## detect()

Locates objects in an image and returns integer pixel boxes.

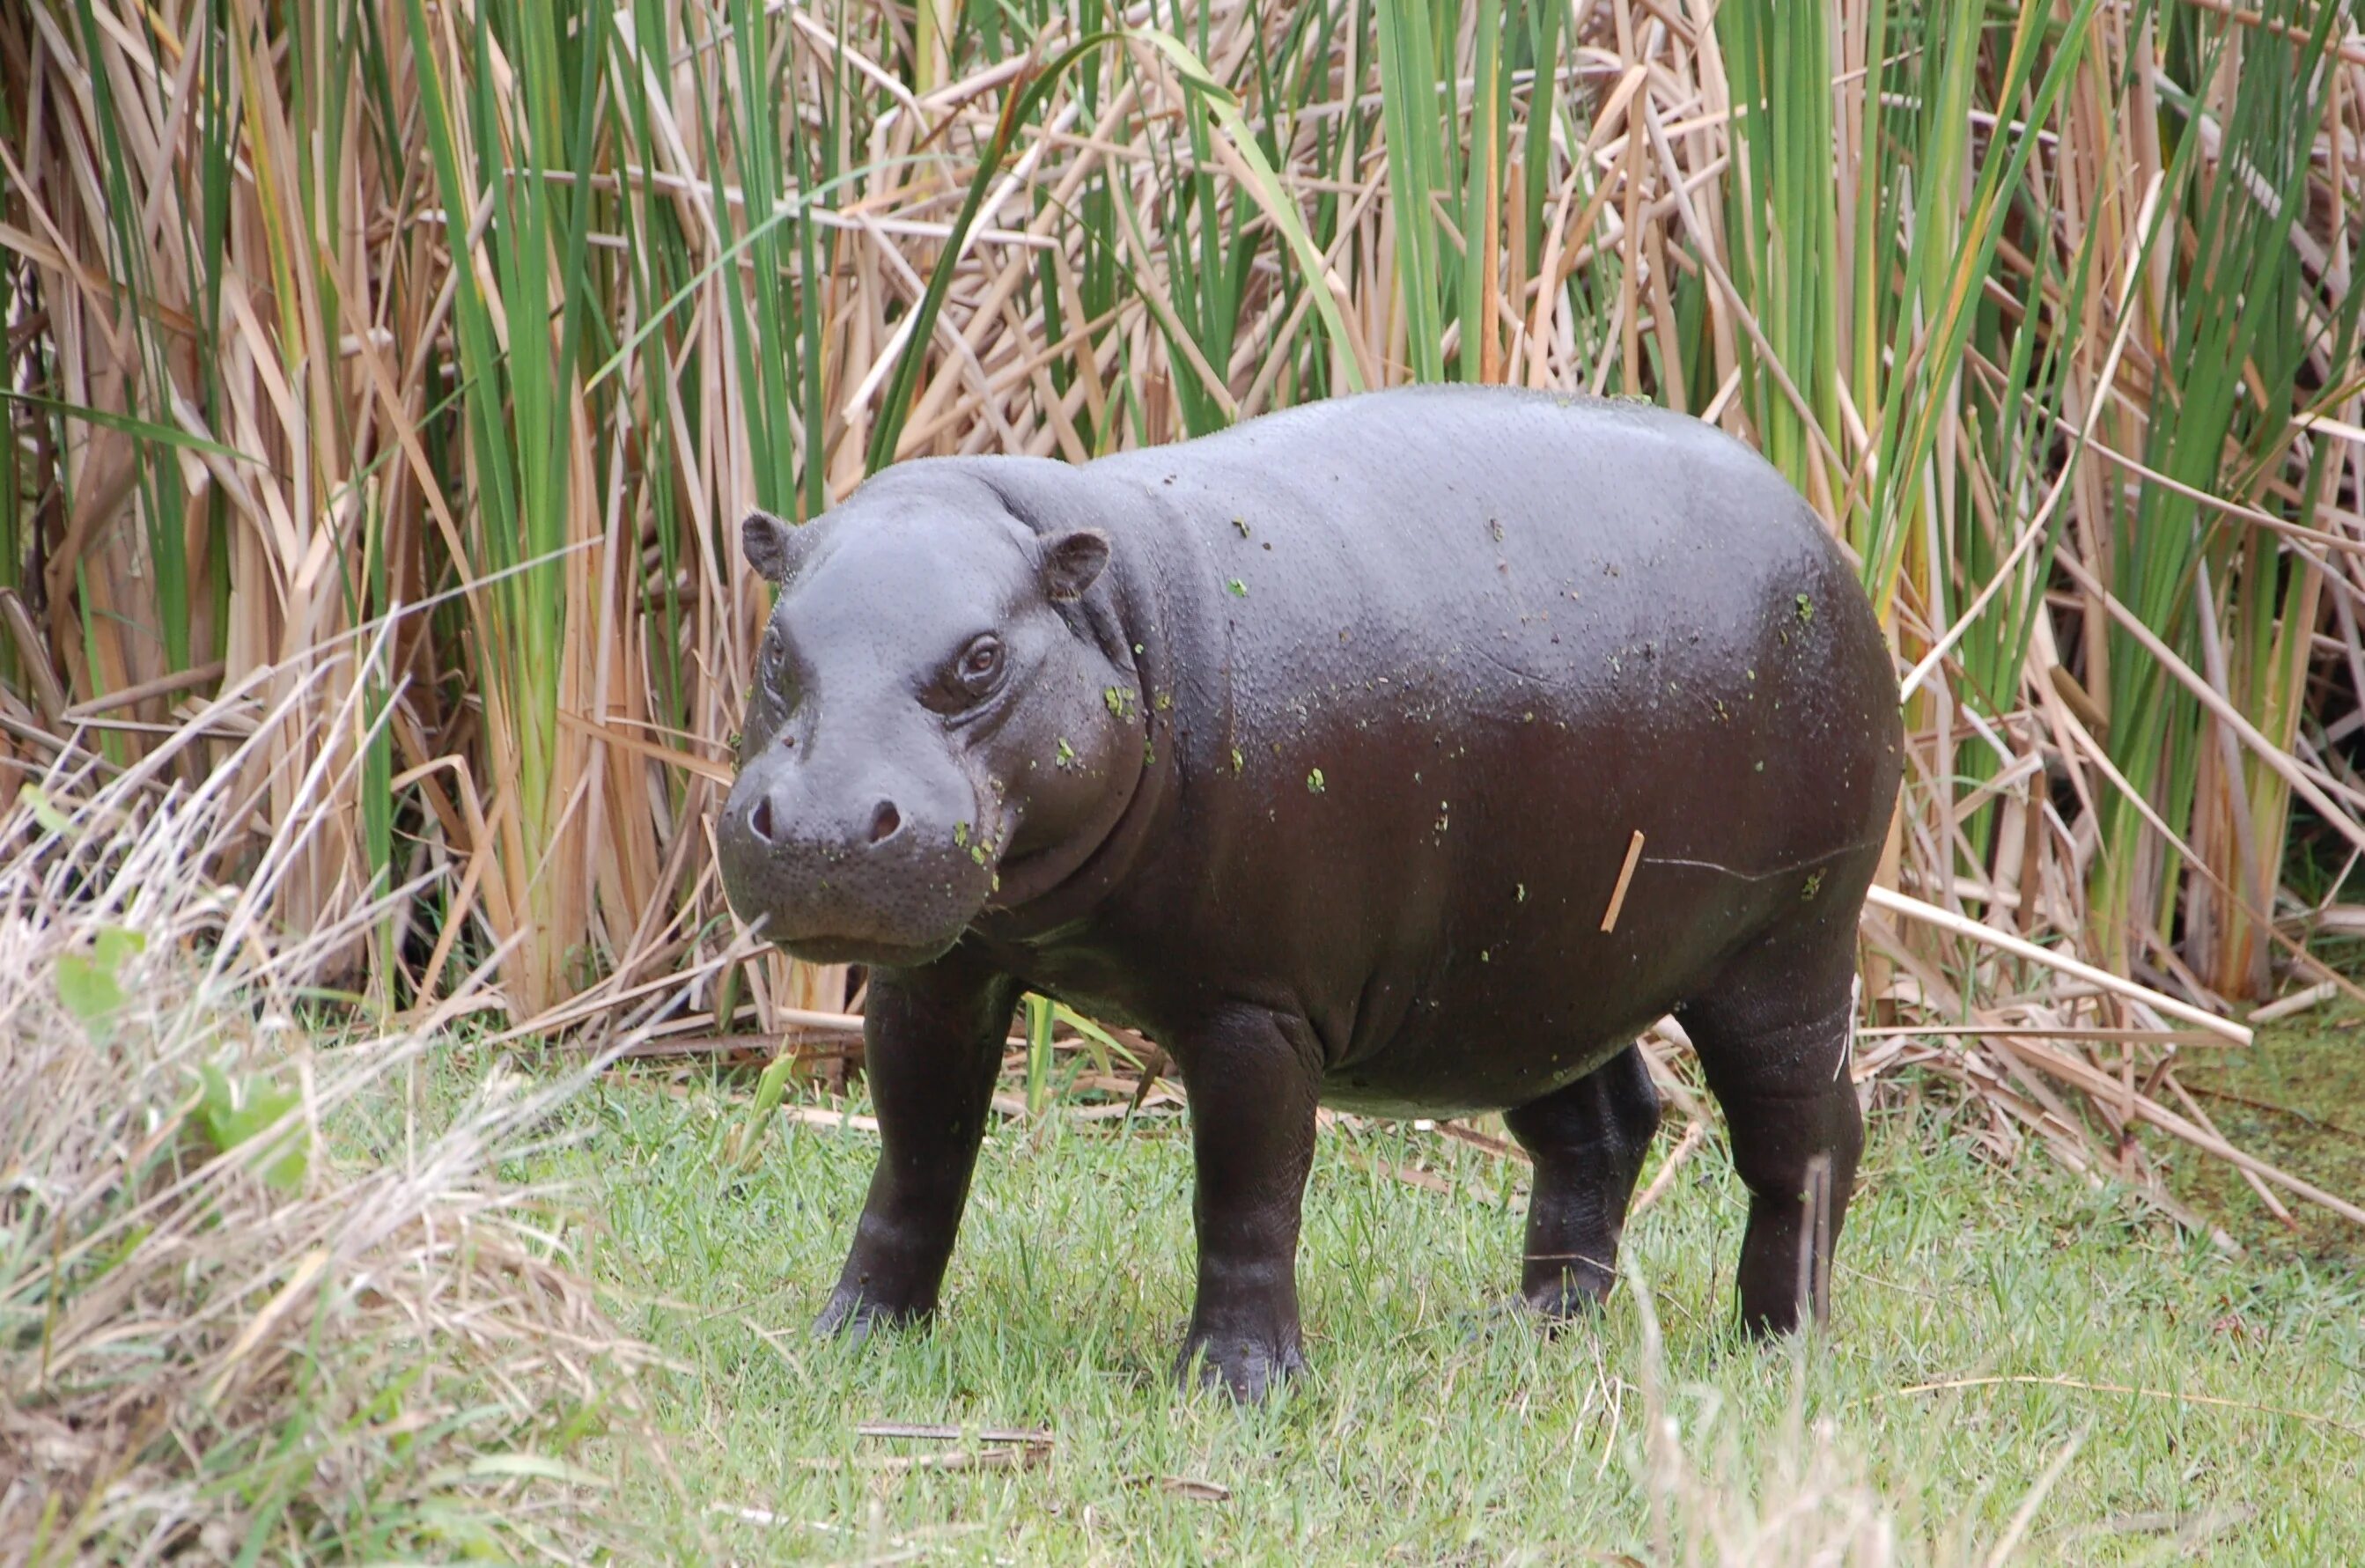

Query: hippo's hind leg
[1504,1043,1661,1319]
[1682,924,1863,1336]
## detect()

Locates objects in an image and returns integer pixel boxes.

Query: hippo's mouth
[772,930,963,969]
[715,804,1000,971]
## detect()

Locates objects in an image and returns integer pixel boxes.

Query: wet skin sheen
[714,386,1903,1398]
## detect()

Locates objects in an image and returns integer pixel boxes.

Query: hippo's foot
[1175,1329,1307,1401]
[814,1286,928,1345]
[1518,1274,1614,1332]
[1505,1047,1658,1336]
[1455,1283,1609,1345]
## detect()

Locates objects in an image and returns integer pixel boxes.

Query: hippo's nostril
[749,796,777,844]
[866,800,902,844]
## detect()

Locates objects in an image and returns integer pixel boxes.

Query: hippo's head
[715,472,1143,968]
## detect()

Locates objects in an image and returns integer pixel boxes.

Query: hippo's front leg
[1172,1006,1322,1399]
[817,952,1018,1340]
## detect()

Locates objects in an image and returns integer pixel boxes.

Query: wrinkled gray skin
[716,386,1902,1398]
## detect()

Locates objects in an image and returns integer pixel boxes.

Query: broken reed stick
[1600,829,1646,932]
[795,1446,1044,1474]
[1146,1476,1231,1502]
[1863,886,2251,1046]
[857,1422,1052,1445]
[60,659,229,719]
[1338,1147,1453,1194]
[1855,1025,2219,1044]
[1628,1118,1707,1217]
[611,1033,855,1062]
[652,1006,1148,1056]
[1432,1119,1528,1162]
[1888,1374,2365,1439]
[2164,1074,2297,1229]
[2248,979,2339,1026]
[785,1105,880,1134]
[1992,1034,2365,1225]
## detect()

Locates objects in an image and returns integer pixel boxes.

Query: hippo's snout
[717,753,996,968]
[743,787,904,852]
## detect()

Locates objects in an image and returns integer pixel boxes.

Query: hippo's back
[1087,386,1897,867]
[1094,388,1868,695]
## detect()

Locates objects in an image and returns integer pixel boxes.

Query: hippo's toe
[1175,1331,1308,1401]
[814,1285,927,1345]
[1520,1276,1615,1330]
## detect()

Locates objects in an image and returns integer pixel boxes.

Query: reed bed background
[2,0,2363,1216]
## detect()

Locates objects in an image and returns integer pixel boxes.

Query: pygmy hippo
[716,386,1902,1397]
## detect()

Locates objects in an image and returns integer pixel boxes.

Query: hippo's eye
[756,628,800,712]
[951,635,1004,700]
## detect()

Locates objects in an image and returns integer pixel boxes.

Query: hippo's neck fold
[973,469,1183,941]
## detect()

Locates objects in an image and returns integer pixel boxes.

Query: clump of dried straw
[0,672,652,1564]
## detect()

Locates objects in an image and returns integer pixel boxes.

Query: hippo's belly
[1291,715,1840,1119]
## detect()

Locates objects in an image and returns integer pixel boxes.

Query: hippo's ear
[1038,528,1110,603]
[741,509,808,585]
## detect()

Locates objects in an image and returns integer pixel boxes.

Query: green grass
[351,1056,2365,1563]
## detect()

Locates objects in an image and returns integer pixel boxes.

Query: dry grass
[0,679,654,1564]
[1627,1270,1903,1568]
[1,3,2362,1229]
